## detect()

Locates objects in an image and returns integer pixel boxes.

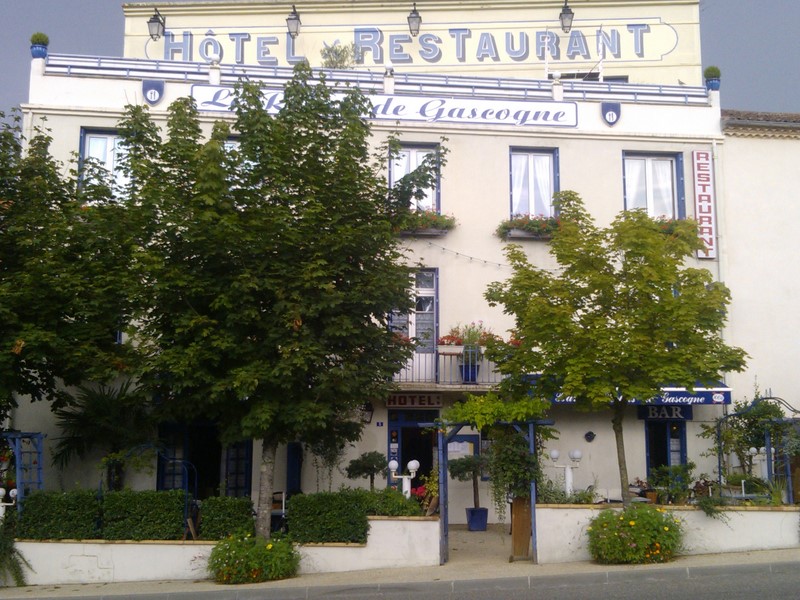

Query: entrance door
[388,409,439,489]
[646,420,686,472]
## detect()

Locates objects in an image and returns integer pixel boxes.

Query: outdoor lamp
[359,401,375,424]
[549,449,581,495]
[148,9,166,41]
[549,449,560,461]
[407,3,422,37]
[0,487,17,520]
[286,5,302,39]
[569,449,582,463]
[388,459,419,498]
[559,0,574,33]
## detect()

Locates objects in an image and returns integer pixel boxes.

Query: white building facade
[14,0,795,521]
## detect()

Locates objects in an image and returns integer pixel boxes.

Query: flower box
[505,228,552,240]
[399,228,450,237]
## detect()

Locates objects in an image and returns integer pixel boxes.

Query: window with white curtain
[82,131,129,194]
[623,154,681,219]
[509,149,556,217]
[389,146,439,212]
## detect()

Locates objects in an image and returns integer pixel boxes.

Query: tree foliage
[117,64,439,535]
[0,111,138,417]
[480,191,747,502]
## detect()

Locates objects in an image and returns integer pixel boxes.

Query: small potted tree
[344,451,387,491]
[30,32,49,59]
[448,454,489,531]
[703,66,721,91]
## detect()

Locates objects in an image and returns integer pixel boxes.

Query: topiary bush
[587,504,683,564]
[288,490,370,544]
[199,496,254,540]
[208,532,299,584]
[103,489,186,540]
[17,489,101,539]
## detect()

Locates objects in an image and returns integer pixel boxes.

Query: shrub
[208,533,299,584]
[400,209,456,232]
[199,496,255,540]
[287,488,422,544]
[703,65,721,79]
[587,504,683,564]
[30,32,49,46]
[103,489,185,540]
[288,490,370,543]
[0,511,29,586]
[495,214,559,238]
[17,489,100,539]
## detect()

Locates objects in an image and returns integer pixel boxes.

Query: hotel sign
[192,85,577,127]
[386,393,443,408]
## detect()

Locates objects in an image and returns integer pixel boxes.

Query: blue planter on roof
[30,44,48,59]
[705,78,720,91]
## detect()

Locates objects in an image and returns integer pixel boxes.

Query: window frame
[79,128,129,194]
[622,152,686,220]
[389,143,442,213]
[508,147,559,218]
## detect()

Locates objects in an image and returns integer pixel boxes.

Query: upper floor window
[510,149,557,217]
[81,130,129,194]
[390,145,441,212]
[623,153,685,219]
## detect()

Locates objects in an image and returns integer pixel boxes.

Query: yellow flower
[267,543,273,550]
[629,520,635,526]
[664,526,669,531]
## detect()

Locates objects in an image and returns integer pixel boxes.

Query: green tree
[345,451,388,491]
[121,65,438,535]
[0,112,137,417]
[480,191,747,504]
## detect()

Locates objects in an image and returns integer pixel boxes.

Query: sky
[2,0,799,116]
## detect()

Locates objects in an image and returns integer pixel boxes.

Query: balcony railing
[393,346,503,386]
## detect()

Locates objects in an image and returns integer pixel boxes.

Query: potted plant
[439,322,497,383]
[30,32,49,59]
[399,209,456,236]
[649,461,695,504]
[448,454,490,531]
[495,214,559,240]
[703,65,721,91]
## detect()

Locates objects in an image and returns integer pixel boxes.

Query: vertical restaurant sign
[693,150,717,259]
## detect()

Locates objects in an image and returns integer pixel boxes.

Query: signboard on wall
[387,393,443,408]
[693,150,718,259]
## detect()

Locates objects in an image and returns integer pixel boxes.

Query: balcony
[393,346,503,388]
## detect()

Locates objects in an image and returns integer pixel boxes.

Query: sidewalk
[2,524,799,599]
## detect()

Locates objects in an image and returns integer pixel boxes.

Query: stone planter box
[14,516,440,585]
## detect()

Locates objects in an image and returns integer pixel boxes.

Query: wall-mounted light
[359,401,375,424]
[148,8,166,41]
[286,5,301,39]
[584,431,596,443]
[559,0,574,34]
[407,3,422,37]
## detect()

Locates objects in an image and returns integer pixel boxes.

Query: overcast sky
[2,0,798,116]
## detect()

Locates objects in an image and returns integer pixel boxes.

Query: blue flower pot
[30,44,48,59]
[705,78,720,91]
[466,507,488,531]
[459,364,479,383]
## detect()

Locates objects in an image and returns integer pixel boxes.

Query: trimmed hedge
[199,496,255,540]
[103,489,186,540]
[287,488,422,544]
[17,489,101,540]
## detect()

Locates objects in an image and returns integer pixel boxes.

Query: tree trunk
[255,441,278,538]
[472,473,481,509]
[611,401,631,506]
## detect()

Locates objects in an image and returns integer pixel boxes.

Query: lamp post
[748,446,768,480]
[0,487,17,521]
[286,5,301,39]
[549,449,582,495]
[389,459,420,498]
[148,9,166,41]
[407,3,422,37]
[559,0,574,34]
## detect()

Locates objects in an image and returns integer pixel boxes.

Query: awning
[549,383,732,406]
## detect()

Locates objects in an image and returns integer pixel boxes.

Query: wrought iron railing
[393,348,503,386]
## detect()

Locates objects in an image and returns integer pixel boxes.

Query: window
[390,145,440,212]
[509,149,557,217]
[81,131,129,193]
[623,153,685,219]
[389,269,437,353]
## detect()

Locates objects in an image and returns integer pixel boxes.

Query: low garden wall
[536,504,800,564]
[14,516,440,585]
